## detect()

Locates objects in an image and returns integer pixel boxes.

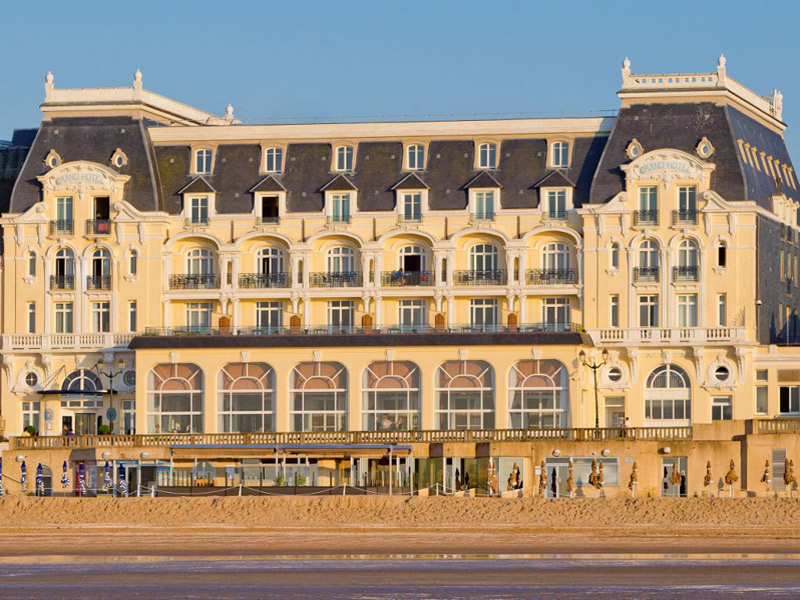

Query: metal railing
[10,426,693,450]
[672,209,698,226]
[238,272,290,288]
[257,216,280,225]
[470,212,495,222]
[544,211,568,220]
[526,268,578,285]
[309,271,362,287]
[381,271,434,286]
[169,274,220,289]
[86,275,111,290]
[86,219,112,236]
[49,220,74,236]
[633,210,659,226]
[673,265,699,282]
[50,275,74,290]
[634,267,660,282]
[454,270,505,285]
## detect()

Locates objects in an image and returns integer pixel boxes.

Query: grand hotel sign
[37,162,130,200]
[622,150,715,188]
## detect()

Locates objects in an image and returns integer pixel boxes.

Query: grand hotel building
[1,57,800,497]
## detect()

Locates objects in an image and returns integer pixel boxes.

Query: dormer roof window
[335,145,354,172]
[477,142,497,169]
[194,149,213,174]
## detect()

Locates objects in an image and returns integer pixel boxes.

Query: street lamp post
[579,348,610,430]
[94,358,125,434]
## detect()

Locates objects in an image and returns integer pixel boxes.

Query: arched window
[478,143,497,169]
[263,147,283,173]
[542,243,570,271]
[398,245,426,272]
[257,247,284,274]
[645,364,691,425]
[362,361,421,431]
[435,360,495,430]
[638,240,659,268]
[53,249,74,289]
[717,241,728,268]
[90,248,111,278]
[335,145,354,171]
[327,246,355,273]
[187,248,215,275]
[677,239,699,268]
[469,243,499,272]
[551,141,570,168]
[129,249,138,276]
[218,363,275,433]
[27,251,36,277]
[610,243,620,269]
[509,360,569,429]
[407,144,425,170]
[195,149,212,174]
[290,362,347,431]
[62,369,102,392]
[147,363,204,433]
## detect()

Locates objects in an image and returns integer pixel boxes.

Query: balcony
[633,267,660,283]
[672,209,698,226]
[589,327,748,345]
[381,270,434,287]
[50,275,74,291]
[526,268,578,285]
[2,332,135,352]
[673,265,699,282]
[86,276,111,291]
[238,272,290,289]
[86,219,112,236]
[49,219,74,236]
[310,271,362,287]
[633,210,659,226]
[454,270,506,285]
[470,212,495,223]
[543,210,568,221]
[169,274,220,289]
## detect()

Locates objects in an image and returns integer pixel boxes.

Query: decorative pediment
[177,176,216,195]
[392,172,429,190]
[249,175,286,193]
[464,171,502,189]
[533,170,575,188]
[320,174,357,192]
[621,149,715,189]
[37,161,131,200]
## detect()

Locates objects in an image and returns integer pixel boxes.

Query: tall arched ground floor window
[435,360,495,430]
[644,364,691,426]
[509,360,569,428]
[147,363,204,433]
[363,361,420,430]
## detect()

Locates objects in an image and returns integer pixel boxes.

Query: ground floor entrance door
[661,457,688,497]
[604,396,625,428]
[74,413,99,435]
[546,461,570,498]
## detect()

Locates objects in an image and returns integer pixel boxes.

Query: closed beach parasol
[20,460,27,493]
[36,463,44,496]
[589,459,600,489]
[703,461,712,488]
[0,458,4,497]
[725,459,739,497]
[118,463,128,497]
[566,459,575,498]
[61,460,70,489]
[628,462,638,497]
[670,462,682,486]
[77,463,87,496]
[761,459,771,493]
[103,461,112,492]
[598,461,605,488]
[785,459,796,497]
[538,460,548,496]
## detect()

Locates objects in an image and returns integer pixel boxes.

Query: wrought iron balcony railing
[257,216,280,225]
[86,276,111,291]
[309,271,362,287]
[673,265,699,282]
[672,209,698,226]
[454,270,505,285]
[86,219,112,236]
[50,275,74,290]
[544,210,568,220]
[238,272,290,288]
[381,270,434,287]
[526,268,578,285]
[169,274,220,289]
[634,266,660,283]
[49,220,74,236]
[633,210,659,226]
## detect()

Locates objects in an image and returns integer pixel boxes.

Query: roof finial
[134,68,142,83]
[225,103,235,121]
[621,57,632,85]
[623,57,631,70]
[45,71,54,85]
[44,71,55,100]
[716,54,727,86]
[718,54,726,68]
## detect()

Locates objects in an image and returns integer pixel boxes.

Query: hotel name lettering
[53,171,111,187]
[637,159,693,176]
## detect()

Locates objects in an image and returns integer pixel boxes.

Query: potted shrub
[98,425,112,435]
[23,425,37,437]
[296,475,307,486]
[276,475,286,487]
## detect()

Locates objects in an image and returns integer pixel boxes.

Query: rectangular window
[478,143,497,169]
[678,186,697,212]
[638,186,658,211]
[190,197,209,224]
[195,149,212,174]
[54,302,73,334]
[331,194,351,223]
[756,386,768,414]
[27,302,36,334]
[264,147,283,173]
[717,294,727,327]
[401,193,422,222]
[475,191,495,220]
[186,302,213,331]
[56,196,73,222]
[399,299,427,330]
[717,244,727,267]
[28,252,36,277]
[610,295,619,327]
[129,301,137,332]
[638,295,659,327]
[256,301,283,332]
[712,396,732,421]
[335,146,353,171]
[677,294,698,327]
[470,298,498,331]
[546,189,567,219]
[129,251,138,276]
[22,401,40,432]
[551,141,569,168]
[542,297,570,330]
[407,144,424,170]
[91,301,111,333]
[327,300,354,331]
[780,386,800,414]
[756,369,768,382]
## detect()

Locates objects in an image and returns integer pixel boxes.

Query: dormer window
[551,141,570,168]
[335,146,354,172]
[407,144,425,170]
[329,193,352,224]
[544,189,568,220]
[188,196,210,225]
[195,149,213,174]
[264,147,283,173]
[478,143,497,169]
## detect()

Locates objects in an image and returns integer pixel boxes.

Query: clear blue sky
[2,0,799,156]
